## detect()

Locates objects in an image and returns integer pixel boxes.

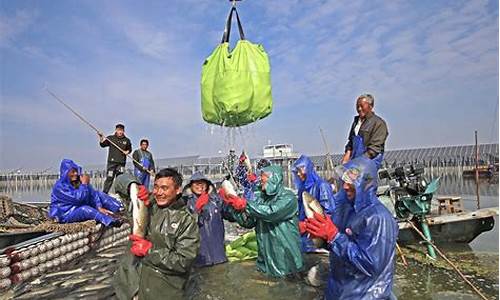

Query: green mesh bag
[201,7,273,127]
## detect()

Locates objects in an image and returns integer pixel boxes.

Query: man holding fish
[304,156,398,299]
[114,168,200,299]
[219,165,304,278]
[292,155,336,253]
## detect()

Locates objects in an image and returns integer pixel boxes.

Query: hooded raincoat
[183,172,227,267]
[292,155,335,252]
[113,173,141,213]
[49,159,122,226]
[226,165,304,277]
[326,156,398,300]
[114,195,199,300]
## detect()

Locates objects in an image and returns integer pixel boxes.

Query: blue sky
[0,0,498,170]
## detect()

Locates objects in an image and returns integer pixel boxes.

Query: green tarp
[201,7,273,127]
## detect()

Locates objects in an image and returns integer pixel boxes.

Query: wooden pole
[46,88,154,177]
[319,127,334,175]
[475,131,480,209]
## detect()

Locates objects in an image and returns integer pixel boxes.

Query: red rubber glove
[218,188,228,202]
[195,192,210,212]
[306,212,339,243]
[247,173,257,183]
[298,221,307,235]
[137,185,150,207]
[129,234,152,257]
[219,188,233,206]
[228,195,246,211]
[219,188,246,211]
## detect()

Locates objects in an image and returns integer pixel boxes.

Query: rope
[395,243,408,267]
[407,220,490,300]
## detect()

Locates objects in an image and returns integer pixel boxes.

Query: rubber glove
[195,192,210,212]
[228,194,246,211]
[129,234,152,257]
[247,173,257,183]
[306,212,339,243]
[298,221,307,235]
[218,188,228,202]
[137,185,150,207]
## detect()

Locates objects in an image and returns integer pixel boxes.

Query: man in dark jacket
[305,156,398,299]
[183,172,227,267]
[113,168,200,300]
[342,94,388,169]
[99,124,132,193]
[132,139,155,189]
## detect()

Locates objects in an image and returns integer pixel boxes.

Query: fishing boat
[462,164,498,178]
[376,164,498,250]
[397,206,497,244]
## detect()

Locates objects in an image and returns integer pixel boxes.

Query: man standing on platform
[342,94,388,169]
[99,123,132,194]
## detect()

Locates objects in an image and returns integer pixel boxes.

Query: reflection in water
[431,171,499,197]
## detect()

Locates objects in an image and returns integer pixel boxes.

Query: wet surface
[0,172,498,299]
[2,246,122,300]
[1,244,497,300]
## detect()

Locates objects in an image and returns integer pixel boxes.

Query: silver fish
[302,191,326,248]
[221,179,238,197]
[77,283,109,292]
[129,183,148,238]
[306,265,322,287]
[44,267,83,279]
[60,278,89,288]
[241,151,252,172]
[97,253,119,258]
[15,286,55,298]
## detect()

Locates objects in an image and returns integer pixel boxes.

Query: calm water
[1,172,498,299]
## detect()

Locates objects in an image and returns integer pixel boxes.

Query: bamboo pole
[46,88,154,177]
[475,131,480,209]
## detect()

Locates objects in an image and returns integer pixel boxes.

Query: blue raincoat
[183,172,227,267]
[351,135,384,170]
[235,163,256,201]
[326,156,398,300]
[49,159,122,226]
[292,155,335,252]
[133,149,154,188]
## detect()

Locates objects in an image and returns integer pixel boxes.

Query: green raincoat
[227,165,304,277]
[113,196,200,300]
[113,173,140,213]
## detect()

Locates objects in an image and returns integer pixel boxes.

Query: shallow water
[1,172,498,299]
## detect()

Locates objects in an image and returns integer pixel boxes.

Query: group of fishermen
[49,123,156,228]
[48,94,397,299]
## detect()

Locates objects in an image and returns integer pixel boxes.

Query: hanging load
[201,5,273,127]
